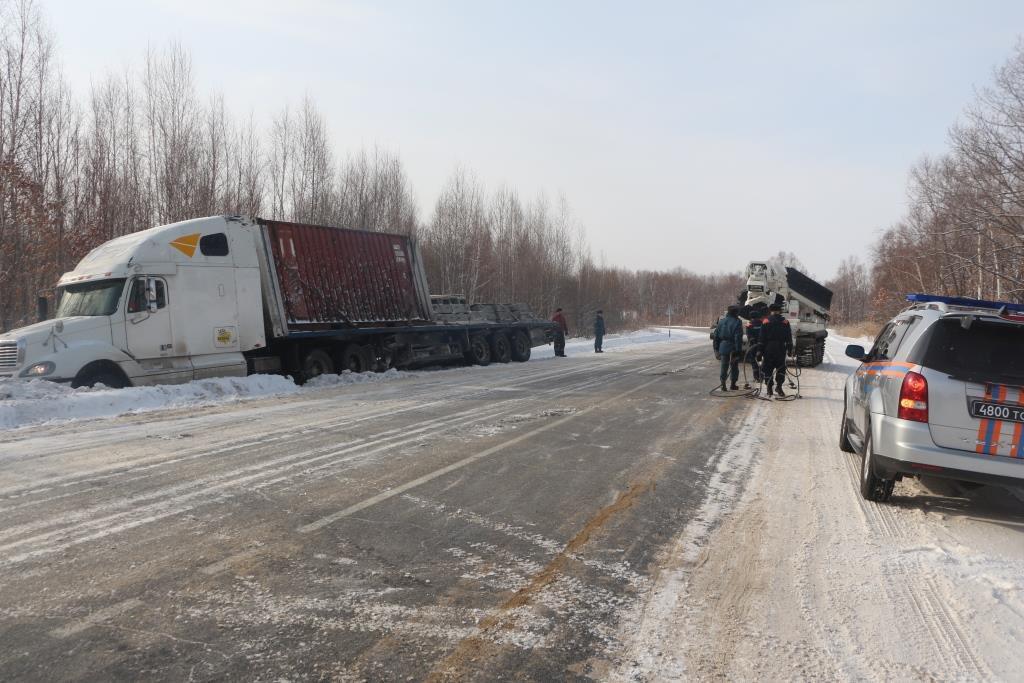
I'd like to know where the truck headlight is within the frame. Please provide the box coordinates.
[20,361,55,377]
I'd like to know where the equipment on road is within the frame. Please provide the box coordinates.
[0,216,557,387]
[709,340,804,401]
[739,260,831,367]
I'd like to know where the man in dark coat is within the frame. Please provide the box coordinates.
[759,303,793,396]
[744,315,764,388]
[552,308,568,357]
[594,310,606,353]
[713,305,743,391]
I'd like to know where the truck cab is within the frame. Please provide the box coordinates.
[0,216,266,387]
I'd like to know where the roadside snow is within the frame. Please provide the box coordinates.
[612,331,1024,681]
[0,369,411,432]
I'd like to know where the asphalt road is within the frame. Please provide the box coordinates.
[0,339,753,681]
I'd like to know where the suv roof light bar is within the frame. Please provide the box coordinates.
[906,293,1024,314]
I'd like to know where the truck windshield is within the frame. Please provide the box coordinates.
[55,279,127,317]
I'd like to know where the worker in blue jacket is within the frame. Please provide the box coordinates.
[713,305,743,391]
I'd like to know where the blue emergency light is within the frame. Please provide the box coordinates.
[906,293,1024,314]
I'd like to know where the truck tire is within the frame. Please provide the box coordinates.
[489,333,512,363]
[340,344,371,373]
[72,363,129,389]
[510,331,531,362]
[301,348,335,381]
[465,335,491,366]
[860,432,895,502]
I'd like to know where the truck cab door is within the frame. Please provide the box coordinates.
[125,277,192,385]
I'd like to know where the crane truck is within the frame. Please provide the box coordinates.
[0,215,556,388]
[740,260,832,367]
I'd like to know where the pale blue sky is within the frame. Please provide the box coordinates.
[48,1,1024,278]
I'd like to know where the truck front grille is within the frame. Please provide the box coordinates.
[0,341,18,371]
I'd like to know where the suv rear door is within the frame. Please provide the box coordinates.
[911,316,1024,457]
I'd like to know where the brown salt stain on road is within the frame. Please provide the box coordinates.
[426,480,655,682]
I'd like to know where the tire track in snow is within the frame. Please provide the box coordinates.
[837,388,993,679]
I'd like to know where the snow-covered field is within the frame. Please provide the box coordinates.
[613,332,1024,681]
[0,328,700,433]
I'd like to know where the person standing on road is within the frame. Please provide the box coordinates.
[594,310,606,353]
[713,305,743,391]
[552,307,568,357]
[744,314,764,388]
[759,302,793,397]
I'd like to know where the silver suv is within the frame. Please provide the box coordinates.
[840,294,1024,502]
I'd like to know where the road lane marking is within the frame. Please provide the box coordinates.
[199,547,264,576]
[297,374,667,534]
[49,597,144,639]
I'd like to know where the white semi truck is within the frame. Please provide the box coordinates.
[741,260,832,367]
[0,215,555,388]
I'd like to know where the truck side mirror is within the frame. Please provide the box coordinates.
[844,344,866,361]
[37,296,48,322]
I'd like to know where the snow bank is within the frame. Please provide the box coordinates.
[304,368,409,388]
[0,369,412,432]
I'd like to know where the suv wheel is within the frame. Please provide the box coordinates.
[860,432,895,502]
[839,399,855,453]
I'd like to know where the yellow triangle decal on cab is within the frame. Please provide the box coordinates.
[170,233,201,258]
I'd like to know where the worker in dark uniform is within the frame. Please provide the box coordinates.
[552,308,568,357]
[713,305,743,391]
[759,303,793,397]
[744,315,764,389]
[594,310,605,353]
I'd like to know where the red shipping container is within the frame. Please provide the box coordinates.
[260,219,433,330]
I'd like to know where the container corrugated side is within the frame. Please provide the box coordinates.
[260,219,432,329]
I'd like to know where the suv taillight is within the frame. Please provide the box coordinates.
[898,371,928,423]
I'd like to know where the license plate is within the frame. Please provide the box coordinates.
[971,400,1024,423]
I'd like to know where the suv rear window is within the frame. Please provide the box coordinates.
[912,318,1024,384]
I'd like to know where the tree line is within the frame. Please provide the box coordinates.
[0,0,742,334]
[862,40,1024,320]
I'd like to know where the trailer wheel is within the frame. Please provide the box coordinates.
[301,348,335,381]
[490,333,512,363]
[340,344,371,373]
[510,331,531,362]
[465,335,491,366]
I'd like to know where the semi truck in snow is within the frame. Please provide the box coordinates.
[741,260,832,367]
[0,215,556,388]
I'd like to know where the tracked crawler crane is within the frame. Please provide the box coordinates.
[741,261,832,367]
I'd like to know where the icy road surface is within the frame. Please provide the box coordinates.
[0,330,1022,680]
